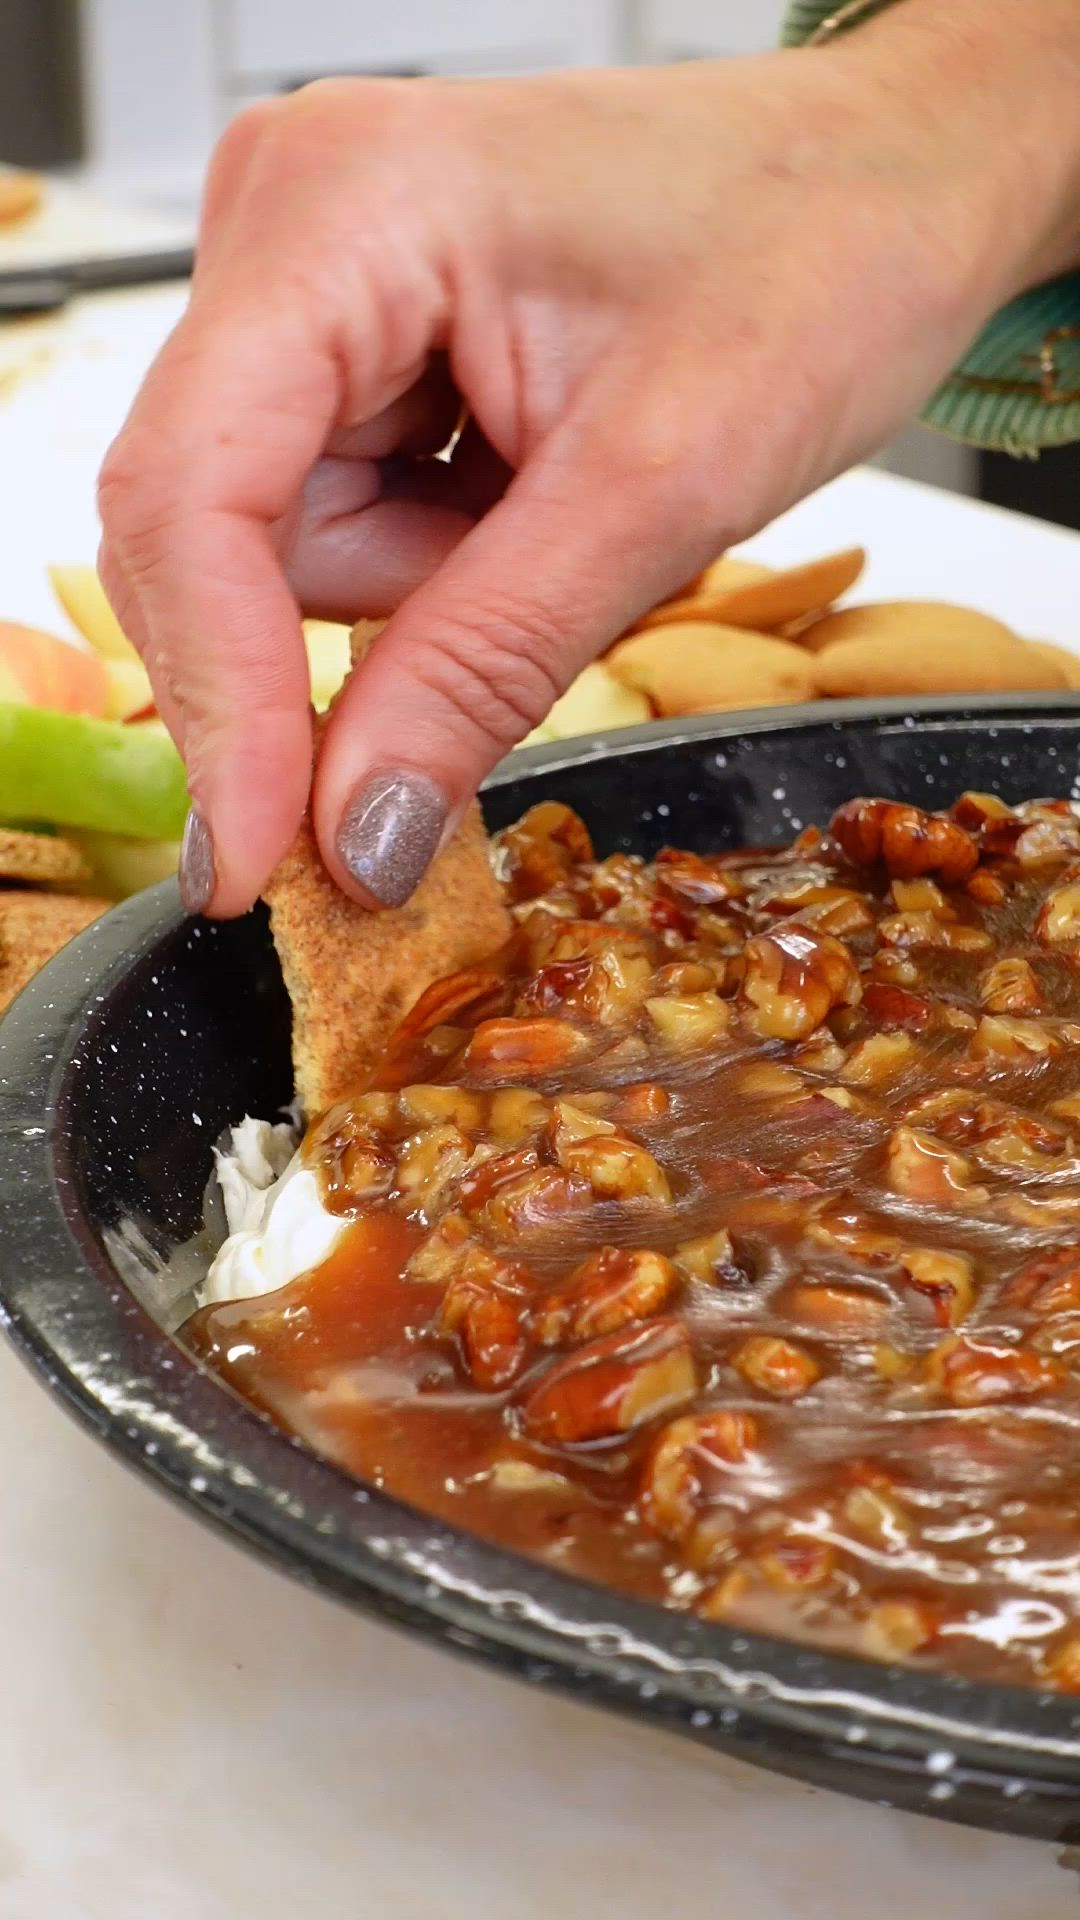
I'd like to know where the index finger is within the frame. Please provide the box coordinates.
[97,303,343,915]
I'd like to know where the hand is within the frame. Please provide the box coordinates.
[97,7,1079,916]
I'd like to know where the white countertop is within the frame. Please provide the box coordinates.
[2,284,1080,1920]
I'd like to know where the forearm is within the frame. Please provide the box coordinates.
[814,0,1080,299]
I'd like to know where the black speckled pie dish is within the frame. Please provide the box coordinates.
[7,695,1080,1841]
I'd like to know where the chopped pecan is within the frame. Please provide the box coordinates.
[978,956,1042,1014]
[831,798,978,886]
[1041,1635,1080,1692]
[487,1087,550,1143]
[641,1408,759,1543]
[655,847,746,905]
[1002,1247,1080,1315]
[520,1319,697,1444]
[406,1212,475,1283]
[464,1155,590,1237]
[965,867,1007,906]
[558,1130,672,1203]
[439,1251,529,1391]
[613,1083,671,1125]
[862,1597,940,1661]
[495,801,594,900]
[534,1246,679,1345]
[884,1127,985,1207]
[841,1031,919,1085]
[879,911,991,952]
[890,877,952,917]
[674,1228,747,1287]
[398,1084,486,1132]
[842,1483,913,1549]
[396,1123,475,1211]
[898,1247,976,1327]
[782,1281,890,1335]
[465,1015,592,1078]
[338,1138,396,1201]
[645,991,731,1048]
[970,1014,1058,1060]
[740,923,861,1041]
[546,1098,617,1158]
[732,1334,821,1398]
[925,1334,1063,1406]
[861,981,936,1032]
[1014,807,1080,867]
[736,1061,805,1100]
[1036,877,1080,946]
[758,878,875,936]
[755,1536,835,1590]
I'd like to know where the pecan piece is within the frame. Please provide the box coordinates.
[396,1123,475,1211]
[898,1247,976,1327]
[740,923,861,1041]
[1036,877,1080,946]
[645,991,731,1049]
[970,1014,1058,1060]
[520,1319,697,1444]
[655,847,746,905]
[755,1536,835,1591]
[861,981,935,1032]
[925,1334,1063,1406]
[862,1597,941,1661]
[556,1127,672,1203]
[841,1031,919,1084]
[465,1015,591,1078]
[674,1228,747,1287]
[831,798,978,886]
[534,1246,679,1345]
[439,1252,529,1391]
[978,956,1042,1014]
[885,1127,985,1207]
[732,1334,820,1399]
[1002,1247,1080,1315]
[495,801,594,900]
[641,1408,758,1544]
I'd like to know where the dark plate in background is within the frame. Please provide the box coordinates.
[5,696,1080,1842]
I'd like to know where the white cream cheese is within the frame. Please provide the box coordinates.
[201,1116,347,1307]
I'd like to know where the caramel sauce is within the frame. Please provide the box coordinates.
[185,796,1080,1689]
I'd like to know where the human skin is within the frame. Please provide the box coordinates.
[96,0,1080,917]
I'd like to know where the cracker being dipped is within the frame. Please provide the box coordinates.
[263,652,510,1116]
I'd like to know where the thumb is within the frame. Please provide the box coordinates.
[313,411,713,906]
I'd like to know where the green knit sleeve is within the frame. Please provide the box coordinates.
[781,0,1080,453]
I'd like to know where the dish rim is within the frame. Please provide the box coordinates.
[6,693,1080,1833]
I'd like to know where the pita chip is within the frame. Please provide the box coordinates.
[0,888,110,1014]
[264,800,511,1117]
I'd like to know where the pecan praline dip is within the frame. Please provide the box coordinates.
[189,792,1080,1691]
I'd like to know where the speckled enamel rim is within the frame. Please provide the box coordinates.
[5,694,1080,1841]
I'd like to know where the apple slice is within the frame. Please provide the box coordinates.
[104,655,156,721]
[303,619,353,711]
[0,620,108,715]
[48,564,140,662]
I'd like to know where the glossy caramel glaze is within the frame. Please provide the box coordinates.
[188,793,1080,1688]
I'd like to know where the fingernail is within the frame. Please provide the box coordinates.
[336,769,447,908]
[179,805,216,914]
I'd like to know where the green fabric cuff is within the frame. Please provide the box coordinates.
[781,0,1080,453]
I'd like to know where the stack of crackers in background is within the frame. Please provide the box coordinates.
[0,829,108,1014]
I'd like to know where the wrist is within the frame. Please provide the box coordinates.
[829,0,1080,299]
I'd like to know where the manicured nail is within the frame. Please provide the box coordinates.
[336,769,447,908]
[179,805,215,914]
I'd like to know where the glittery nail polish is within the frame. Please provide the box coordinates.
[178,805,215,914]
[336,770,447,908]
